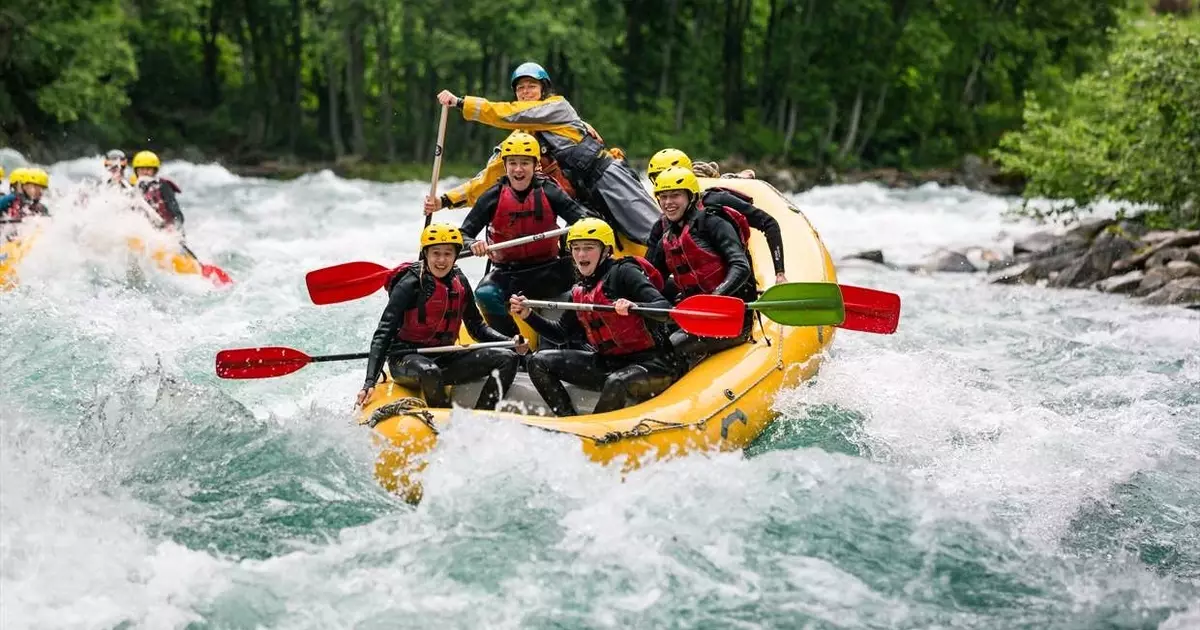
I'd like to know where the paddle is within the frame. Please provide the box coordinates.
[744,282,847,326]
[521,294,747,338]
[215,340,518,380]
[425,104,450,229]
[180,242,234,287]
[304,227,570,305]
[838,284,901,334]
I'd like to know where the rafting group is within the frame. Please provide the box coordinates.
[218,62,901,430]
[0,150,232,289]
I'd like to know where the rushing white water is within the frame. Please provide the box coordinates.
[1,156,1197,629]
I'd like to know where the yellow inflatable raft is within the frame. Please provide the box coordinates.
[358,178,838,502]
[1,229,41,291]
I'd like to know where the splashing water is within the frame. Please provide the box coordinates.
[1,159,1197,629]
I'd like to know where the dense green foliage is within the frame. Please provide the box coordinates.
[995,14,1199,228]
[1,0,1134,170]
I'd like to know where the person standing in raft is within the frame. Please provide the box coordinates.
[131,151,186,234]
[458,131,590,337]
[426,62,660,244]
[647,148,787,285]
[356,224,527,410]
[103,150,134,191]
[509,218,681,417]
[650,167,756,366]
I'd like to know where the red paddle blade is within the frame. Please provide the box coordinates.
[306,261,391,305]
[839,285,901,334]
[201,263,234,287]
[216,346,312,379]
[671,294,746,338]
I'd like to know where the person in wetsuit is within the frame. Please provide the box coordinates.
[356,224,526,410]
[646,148,787,284]
[1,168,51,240]
[132,151,185,232]
[509,218,681,416]
[649,167,756,367]
[458,130,590,337]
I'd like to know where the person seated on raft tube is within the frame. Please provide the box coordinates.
[650,166,756,366]
[508,218,681,417]
[356,224,528,410]
[103,150,135,191]
[426,62,660,244]
[131,151,186,235]
[1,168,51,238]
[458,130,591,337]
[647,148,787,285]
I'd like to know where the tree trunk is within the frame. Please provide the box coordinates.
[200,0,223,107]
[722,0,750,137]
[836,85,865,163]
[402,5,420,160]
[782,99,799,156]
[623,0,643,111]
[758,0,779,111]
[345,14,368,157]
[657,0,679,100]
[854,83,890,158]
[327,52,346,159]
[817,99,838,165]
[377,4,396,160]
[286,0,303,152]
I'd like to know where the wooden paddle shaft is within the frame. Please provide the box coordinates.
[425,104,450,228]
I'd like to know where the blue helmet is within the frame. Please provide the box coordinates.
[510,62,551,90]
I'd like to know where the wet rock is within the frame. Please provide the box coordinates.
[960,155,998,192]
[1095,269,1145,294]
[1141,229,1186,245]
[844,249,886,265]
[988,261,1035,285]
[919,250,977,273]
[1145,247,1193,268]
[1134,266,1173,296]
[1049,231,1138,289]
[1013,231,1059,256]
[1164,260,1200,280]
[766,168,798,192]
[1142,277,1200,305]
[1064,217,1119,244]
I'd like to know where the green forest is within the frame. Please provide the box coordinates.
[1,0,1197,225]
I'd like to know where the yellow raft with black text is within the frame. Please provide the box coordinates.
[358,178,838,502]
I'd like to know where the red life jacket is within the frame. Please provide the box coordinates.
[571,269,658,356]
[486,178,561,264]
[3,195,21,220]
[696,189,752,245]
[618,255,664,291]
[385,263,466,347]
[660,210,737,295]
[139,178,182,226]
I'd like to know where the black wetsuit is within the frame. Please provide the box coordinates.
[649,206,756,365]
[522,258,681,416]
[645,188,786,276]
[364,265,519,409]
[460,176,591,336]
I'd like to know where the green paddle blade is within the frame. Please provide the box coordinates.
[745,282,846,327]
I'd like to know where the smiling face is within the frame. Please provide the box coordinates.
[570,240,606,277]
[21,183,44,200]
[504,156,537,191]
[656,189,691,223]
[513,77,543,102]
[424,244,458,278]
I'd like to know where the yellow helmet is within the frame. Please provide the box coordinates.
[25,168,50,188]
[0,166,4,180]
[419,223,464,249]
[132,150,161,169]
[566,217,615,250]
[647,148,692,181]
[7,167,26,185]
[498,131,539,161]
[653,166,699,196]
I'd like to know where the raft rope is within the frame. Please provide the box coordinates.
[363,397,438,433]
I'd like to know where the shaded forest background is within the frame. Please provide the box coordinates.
[0,0,1195,204]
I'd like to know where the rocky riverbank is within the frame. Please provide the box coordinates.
[847,217,1200,307]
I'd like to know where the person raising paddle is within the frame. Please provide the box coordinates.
[509,218,682,417]
[357,224,527,410]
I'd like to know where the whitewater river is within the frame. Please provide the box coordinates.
[2,157,1197,629]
